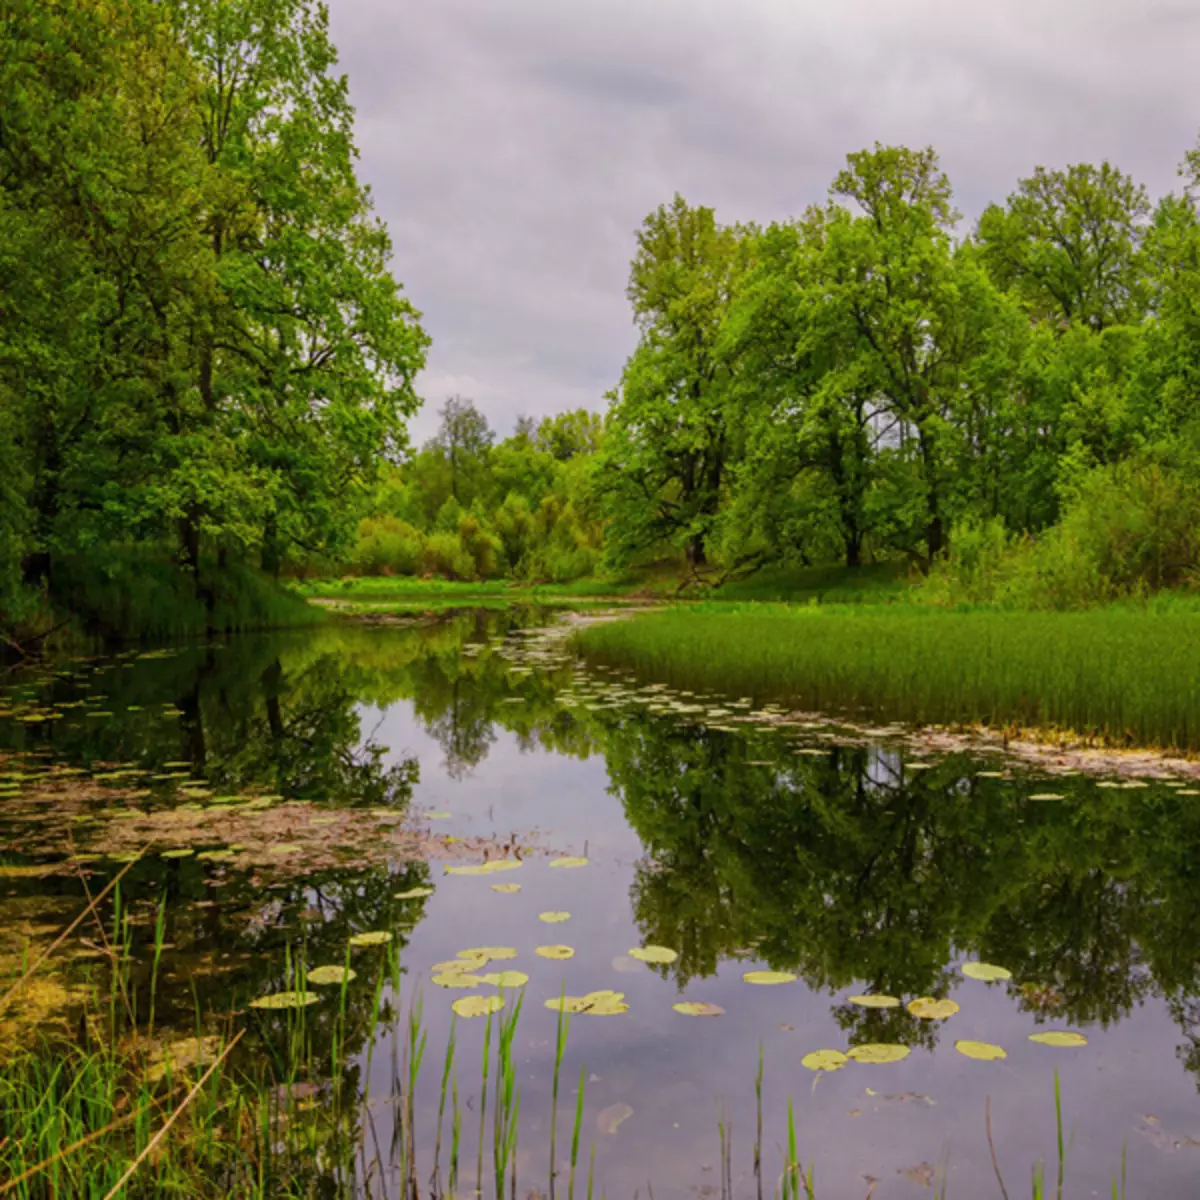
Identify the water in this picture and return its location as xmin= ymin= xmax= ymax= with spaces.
xmin=2 ymin=608 xmax=1200 ymax=1196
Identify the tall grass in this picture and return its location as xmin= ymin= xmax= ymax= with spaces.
xmin=574 ymin=602 xmax=1200 ymax=749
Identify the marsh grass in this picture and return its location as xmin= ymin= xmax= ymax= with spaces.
xmin=574 ymin=602 xmax=1200 ymax=749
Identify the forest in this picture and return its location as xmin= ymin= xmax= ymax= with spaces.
xmin=7 ymin=0 xmax=1200 ymax=648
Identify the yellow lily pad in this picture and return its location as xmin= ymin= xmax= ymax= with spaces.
xmin=540 ymin=912 xmax=571 ymax=924
xmin=426 ymin=812 xmax=452 ymax=819
xmin=545 ymin=990 xmax=628 ymax=1015
xmin=445 ymin=859 xmax=523 ymax=876
xmin=1028 ymin=793 xmax=1065 ymax=801
xmin=962 ymin=962 xmax=1012 ymax=982
xmin=452 ymin=995 xmax=505 ymax=1018
xmin=349 ymin=932 xmax=392 ymax=948
xmin=433 ymin=972 xmax=485 ymax=989
xmin=802 ymin=1049 xmax=849 ymax=1072
xmin=269 ymin=844 xmax=303 ymax=856
xmin=491 ymin=883 xmax=522 ymax=894
xmin=459 ymin=946 xmax=517 ymax=962
xmin=307 ymin=966 xmax=356 ymax=986
xmin=743 ymin=971 xmax=797 ymax=986
xmin=479 ymin=970 xmax=530 ymax=988
xmin=161 ymin=848 xmax=194 ymax=859
xmin=536 ymin=945 xmax=575 ymax=960
xmin=1029 ymin=1031 xmax=1088 ymax=1047
xmin=249 ymin=991 xmax=319 ymax=1010
xmin=908 ymin=997 xmax=960 ymax=1020
xmin=956 ymin=1040 xmax=1007 ymax=1061
xmin=394 ymin=887 xmax=434 ymax=900
xmin=673 ymin=1002 xmax=724 ymax=1017
xmin=629 ymin=945 xmax=677 ymax=964
xmin=847 ymin=1044 xmax=910 ymax=1065
xmin=548 ymin=857 xmax=588 ymax=869
xmin=849 ymin=995 xmax=900 ymax=1009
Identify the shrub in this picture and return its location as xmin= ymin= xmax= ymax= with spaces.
xmin=351 ymin=515 xmax=424 ymax=576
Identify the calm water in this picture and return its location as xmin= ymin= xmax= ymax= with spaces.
xmin=3 ymin=608 xmax=1200 ymax=1197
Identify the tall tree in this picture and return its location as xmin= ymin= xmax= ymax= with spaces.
xmin=431 ymin=395 xmax=494 ymax=503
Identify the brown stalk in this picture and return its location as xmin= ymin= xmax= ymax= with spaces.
xmin=986 ymin=1095 xmax=1011 ymax=1200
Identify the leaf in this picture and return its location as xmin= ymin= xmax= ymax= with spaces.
xmin=1028 ymin=793 xmax=1065 ymax=801
xmin=478 ymin=970 xmax=529 ymax=988
xmin=539 ymin=912 xmax=571 ymax=923
xmin=394 ymin=887 xmax=434 ymax=900
xmin=307 ymin=966 xmax=356 ymax=986
xmin=349 ymin=932 xmax=392 ymax=948
xmin=743 ymin=971 xmax=796 ymax=985
xmin=548 ymin=856 xmax=588 ymax=869
xmin=452 ymin=995 xmax=505 ymax=1018
xmin=491 ymin=883 xmax=521 ymax=894
xmin=161 ymin=848 xmax=194 ymax=859
xmin=433 ymin=972 xmax=485 ymax=989
xmin=545 ymin=990 xmax=628 ymax=1015
xmin=846 ymin=1044 xmax=911 ymax=1064
xmin=962 ymin=962 xmax=1012 ymax=982
xmin=628 ymin=945 xmax=677 ymax=964
xmin=907 ymin=997 xmax=960 ymax=1020
xmin=426 ymin=812 xmax=452 ymax=819
xmin=445 ymin=859 xmax=523 ymax=876
xmin=597 ymin=1102 xmax=634 ymax=1135
xmin=849 ymin=994 xmax=900 ymax=1009
xmin=673 ymin=1002 xmax=724 ymax=1017
xmin=802 ymin=1049 xmax=849 ymax=1072
xmin=536 ymin=945 xmax=574 ymax=960
xmin=250 ymin=991 xmax=319 ymax=1010
xmin=1028 ymin=1031 xmax=1088 ymax=1047
xmin=458 ymin=946 xmax=516 ymax=962
xmin=955 ymin=1040 xmax=1007 ymax=1061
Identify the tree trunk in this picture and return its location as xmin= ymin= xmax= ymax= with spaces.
xmin=685 ymin=535 xmax=707 ymax=570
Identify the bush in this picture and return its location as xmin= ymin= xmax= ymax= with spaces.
xmin=421 ymin=532 xmax=477 ymax=580
xmin=351 ymin=515 xmax=424 ymax=576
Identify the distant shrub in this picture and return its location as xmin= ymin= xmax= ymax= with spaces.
xmin=421 ymin=532 xmax=477 ymax=580
xmin=351 ymin=515 xmax=424 ymax=576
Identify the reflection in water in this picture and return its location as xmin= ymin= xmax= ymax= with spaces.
xmin=4 ymin=610 xmax=1200 ymax=1195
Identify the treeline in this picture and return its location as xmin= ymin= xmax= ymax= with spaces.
xmin=0 ymin=0 xmax=427 ymax=640
xmin=352 ymin=141 xmax=1200 ymax=607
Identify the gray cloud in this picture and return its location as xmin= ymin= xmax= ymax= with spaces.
xmin=329 ymin=0 xmax=1200 ymax=444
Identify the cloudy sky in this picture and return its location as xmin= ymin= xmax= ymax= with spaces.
xmin=328 ymin=0 xmax=1200 ymax=445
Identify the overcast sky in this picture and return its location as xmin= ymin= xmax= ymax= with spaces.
xmin=328 ymin=0 xmax=1200 ymax=445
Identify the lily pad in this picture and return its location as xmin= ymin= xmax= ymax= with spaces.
xmin=459 ymin=946 xmax=517 ymax=962
xmin=849 ymin=995 xmax=900 ymax=1009
xmin=269 ymin=844 xmax=303 ymax=856
xmin=743 ymin=971 xmax=797 ymax=986
xmin=536 ymin=945 xmax=575 ymax=960
xmin=479 ymin=970 xmax=529 ymax=988
xmin=847 ymin=1044 xmax=911 ymax=1065
xmin=962 ymin=962 xmax=1012 ymax=983
xmin=250 ymin=991 xmax=319 ymax=1010
xmin=956 ymin=1040 xmax=1007 ymax=1061
xmin=908 ymin=997 xmax=960 ymax=1020
xmin=425 ymin=812 xmax=452 ymax=819
xmin=1029 ymin=1031 xmax=1088 ymax=1047
xmin=491 ymin=883 xmax=521 ymax=894
xmin=548 ymin=857 xmax=588 ymax=869
xmin=433 ymin=972 xmax=485 ymax=989
xmin=802 ymin=1049 xmax=849 ymax=1072
xmin=307 ymin=966 xmax=356 ymax=986
xmin=545 ymin=990 xmax=628 ymax=1015
xmin=597 ymin=1102 xmax=634 ymax=1135
xmin=349 ymin=931 xmax=392 ymax=948
xmin=673 ymin=1002 xmax=724 ymax=1017
xmin=1028 ymin=793 xmax=1065 ymax=801
xmin=445 ymin=860 xmax=523 ymax=877
xmin=629 ymin=945 xmax=677 ymax=964
xmin=539 ymin=912 xmax=571 ymax=924
xmin=161 ymin=848 xmax=194 ymax=859
xmin=452 ymin=995 xmax=505 ymax=1018
xmin=394 ymin=887 xmax=434 ymax=900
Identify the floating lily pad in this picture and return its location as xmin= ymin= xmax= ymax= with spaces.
xmin=908 ymin=997 xmax=959 ymax=1020
xmin=394 ymin=887 xmax=434 ymax=900
xmin=491 ymin=883 xmax=521 ymax=894
xmin=349 ymin=932 xmax=392 ymax=948
xmin=452 ymin=995 xmax=505 ymax=1018
xmin=161 ymin=848 xmax=194 ymax=859
xmin=445 ymin=860 xmax=523 ymax=876
xmin=548 ymin=857 xmax=588 ymax=869
xmin=425 ymin=812 xmax=452 ymax=820
xmin=307 ymin=966 xmax=356 ymax=986
xmin=196 ymin=849 xmax=235 ymax=862
xmin=673 ymin=1002 xmax=724 ymax=1017
xmin=250 ymin=991 xmax=319 ymax=1010
xmin=459 ymin=946 xmax=517 ymax=962
xmin=269 ymin=844 xmax=303 ymax=856
xmin=629 ymin=945 xmax=678 ymax=964
xmin=536 ymin=945 xmax=575 ymax=960
xmin=1028 ymin=793 xmax=1065 ymax=801
xmin=545 ymin=990 xmax=627 ymax=1015
xmin=956 ymin=1040 xmax=1007 ymax=1061
xmin=847 ymin=1044 xmax=910 ymax=1065
xmin=597 ymin=1102 xmax=634 ymax=1135
xmin=802 ymin=1049 xmax=849 ymax=1072
xmin=849 ymin=995 xmax=900 ymax=1009
xmin=479 ymin=970 xmax=529 ymax=988
xmin=962 ymin=962 xmax=1012 ymax=983
xmin=1028 ymin=1031 xmax=1088 ymax=1047
xmin=540 ymin=912 xmax=571 ymax=924
xmin=743 ymin=971 xmax=797 ymax=986
xmin=433 ymin=972 xmax=485 ymax=989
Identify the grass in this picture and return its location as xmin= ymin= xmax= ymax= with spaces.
xmin=573 ymin=600 xmax=1200 ymax=750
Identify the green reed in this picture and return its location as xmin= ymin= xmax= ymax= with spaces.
xmin=575 ymin=602 xmax=1200 ymax=749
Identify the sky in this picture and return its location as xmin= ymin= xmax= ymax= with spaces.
xmin=328 ymin=0 xmax=1200 ymax=446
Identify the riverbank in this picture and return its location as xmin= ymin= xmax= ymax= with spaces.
xmin=571 ymin=600 xmax=1200 ymax=753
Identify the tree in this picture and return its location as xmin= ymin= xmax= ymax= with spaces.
xmin=430 ymin=395 xmax=494 ymax=503
xmin=976 ymin=162 xmax=1151 ymax=332
xmin=600 ymin=196 xmax=754 ymax=569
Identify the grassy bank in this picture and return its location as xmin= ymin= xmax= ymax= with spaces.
xmin=572 ymin=600 xmax=1200 ymax=750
